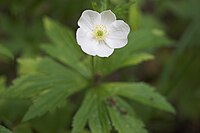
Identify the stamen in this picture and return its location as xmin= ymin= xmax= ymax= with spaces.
xmin=93 ymin=25 xmax=108 ymax=40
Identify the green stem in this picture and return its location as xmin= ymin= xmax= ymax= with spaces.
xmin=92 ymin=56 xmax=95 ymax=77
xmin=104 ymin=0 xmax=108 ymax=10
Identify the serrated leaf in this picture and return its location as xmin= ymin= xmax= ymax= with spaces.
xmin=41 ymin=43 xmax=91 ymax=79
xmin=72 ymin=86 xmax=149 ymax=133
xmin=43 ymin=17 xmax=79 ymax=54
xmin=43 ymin=18 xmax=91 ymax=78
xmin=23 ymin=84 xmax=78 ymax=121
xmin=6 ymin=58 xmax=88 ymax=121
xmin=72 ymin=91 xmax=98 ymax=133
xmin=104 ymin=82 xmax=175 ymax=113
xmin=88 ymin=96 xmax=111 ymax=133
xmin=0 ymin=45 xmax=13 ymax=60
xmin=5 ymin=75 xmax=51 ymax=98
xmin=107 ymin=97 xmax=148 ymax=133
xmin=0 ymin=126 xmax=13 ymax=133
xmin=7 ymin=58 xmax=87 ymax=98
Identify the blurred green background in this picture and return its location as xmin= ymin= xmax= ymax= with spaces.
xmin=0 ymin=0 xmax=200 ymax=133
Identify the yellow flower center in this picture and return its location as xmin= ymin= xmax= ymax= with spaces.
xmin=93 ymin=25 xmax=108 ymax=40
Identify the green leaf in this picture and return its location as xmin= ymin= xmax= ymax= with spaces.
xmin=112 ymin=0 xmax=136 ymax=20
xmin=72 ymin=89 xmax=111 ymax=133
xmin=107 ymin=97 xmax=148 ymax=133
xmin=96 ymin=52 xmax=154 ymax=75
xmin=104 ymin=82 xmax=175 ymax=113
xmin=6 ymin=58 xmax=88 ymax=121
xmin=13 ymin=124 xmax=33 ymax=133
xmin=88 ymin=96 xmax=111 ymax=133
xmin=72 ymin=91 xmax=97 ymax=133
xmin=5 ymin=75 xmax=51 ymax=98
xmin=23 ymin=84 xmax=78 ymax=121
xmin=0 ymin=126 xmax=13 ymax=133
xmin=95 ymin=29 xmax=172 ymax=76
xmin=18 ymin=58 xmax=42 ymax=75
xmin=72 ymin=86 xmax=149 ymax=133
xmin=43 ymin=17 xmax=80 ymax=55
xmin=41 ymin=43 xmax=91 ymax=79
xmin=122 ymin=53 xmax=154 ymax=67
xmin=129 ymin=3 xmax=141 ymax=30
xmin=42 ymin=18 xmax=91 ymax=78
xmin=0 ymin=45 xmax=13 ymax=60
xmin=128 ymin=29 xmax=172 ymax=52
xmin=11 ymin=58 xmax=87 ymax=97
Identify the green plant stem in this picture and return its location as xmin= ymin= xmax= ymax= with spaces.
xmin=103 ymin=0 xmax=108 ymax=10
xmin=92 ymin=56 xmax=95 ymax=77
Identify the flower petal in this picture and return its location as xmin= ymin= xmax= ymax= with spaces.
xmin=106 ymin=20 xmax=130 ymax=48
xmin=108 ymin=20 xmax=130 ymax=38
xmin=93 ymin=41 xmax=114 ymax=57
xmin=100 ymin=10 xmax=116 ymax=26
xmin=105 ymin=38 xmax=128 ymax=49
xmin=78 ymin=10 xmax=101 ymax=31
xmin=76 ymin=28 xmax=96 ymax=56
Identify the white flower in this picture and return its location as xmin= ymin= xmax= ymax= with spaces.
xmin=76 ymin=10 xmax=130 ymax=57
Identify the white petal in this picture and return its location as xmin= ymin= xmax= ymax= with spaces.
xmin=100 ymin=10 xmax=116 ymax=26
xmin=76 ymin=28 xmax=93 ymax=45
xmin=76 ymin=28 xmax=96 ymax=56
xmin=78 ymin=10 xmax=101 ymax=31
xmin=93 ymin=41 xmax=114 ymax=57
xmin=106 ymin=20 xmax=130 ymax=48
xmin=105 ymin=38 xmax=128 ymax=49
xmin=76 ymin=28 xmax=86 ymax=46
xmin=108 ymin=20 xmax=130 ymax=38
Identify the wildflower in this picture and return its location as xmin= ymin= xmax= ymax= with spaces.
xmin=76 ymin=10 xmax=130 ymax=57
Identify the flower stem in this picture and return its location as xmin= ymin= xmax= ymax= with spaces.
xmin=92 ymin=56 xmax=95 ymax=77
